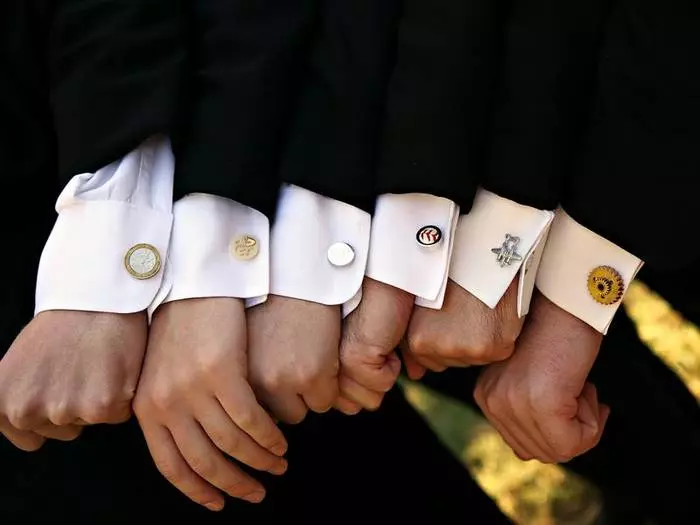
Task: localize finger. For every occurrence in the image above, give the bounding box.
[486,415,535,462]
[260,390,308,426]
[33,423,83,442]
[302,375,339,414]
[197,397,287,476]
[400,347,428,380]
[339,375,384,411]
[342,349,401,393]
[218,382,288,455]
[576,383,604,448]
[140,423,224,511]
[333,395,362,416]
[0,418,45,452]
[172,418,266,504]
[506,413,560,463]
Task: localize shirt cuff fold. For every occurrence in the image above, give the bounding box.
[265,184,371,308]
[35,201,172,314]
[366,193,460,309]
[536,208,643,334]
[449,189,554,316]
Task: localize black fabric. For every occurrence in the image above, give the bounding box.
[1,389,512,524]
[278,0,401,215]
[484,0,611,211]
[564,0,700,270]
[0,0,56,353]
[375,0,507,212]
[422,277,700,525]
[174,0,318,219]
[49,0,189,182]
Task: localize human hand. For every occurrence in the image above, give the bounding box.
[247,295,340,424]
[133,298,288,511]
[334,278,414,415]
[403,278,523,378]
[0,310,147,452]
[474,293,610,463]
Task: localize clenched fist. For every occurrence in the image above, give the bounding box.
[0,310,148,451]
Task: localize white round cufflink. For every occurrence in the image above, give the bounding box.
[327,242,355,267]
[124,243,161,280]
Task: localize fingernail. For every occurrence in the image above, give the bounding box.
[204,501,224,512]
[270,459,288,475]
[271,442,288,457]
[245,491,266,504]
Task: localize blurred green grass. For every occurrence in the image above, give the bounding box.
[402,282,700,525]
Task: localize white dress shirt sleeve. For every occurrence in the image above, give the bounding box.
[448,189,554,317]
[35,136,174,315]
[366,193,460,310]
[536,207,644,334]
[149,193,270,314]
[249,184,371,316]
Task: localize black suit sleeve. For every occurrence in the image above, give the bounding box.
[563,0,700,270]
[484,0,611,211]
[376,0,506,212]
[49,0,188,182]
[174,0,318,219]
[278,0,401,215]
[0,0,57,352]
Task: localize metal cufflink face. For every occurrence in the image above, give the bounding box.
[491,234,523,268]
[124,243,161,280]
[327,242,355,267]
[231,234,259,261]
[587,265,625,305]
[416,225,443,247]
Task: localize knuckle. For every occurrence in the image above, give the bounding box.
[407,330,431,357]
[259,371,287,394]
[223,481,256,498]
[231,406,259,432]
[46,401,74,426]
[6,405,36,431]
[154,457,188,487]
[80,395,126,424]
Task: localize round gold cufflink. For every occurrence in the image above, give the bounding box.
[124,243,161,280]
[231,235,259,261]
[587,265,625,306]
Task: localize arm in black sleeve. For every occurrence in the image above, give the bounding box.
[279,0,401,215]
[563,0,700,269]
[50,0,188,182]
[174,0,318,219]
[376,0,507,212]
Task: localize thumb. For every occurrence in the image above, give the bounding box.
[340,278,414,390]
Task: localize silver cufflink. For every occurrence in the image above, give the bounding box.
[491,234,523,268]
[327,242,355,267]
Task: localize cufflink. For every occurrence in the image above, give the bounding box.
[416,225,443,246]
[491,234,523,267]
[327,242,355,267]
[587,265,625,305]
[124,243,161,280]
[230,234,259,261]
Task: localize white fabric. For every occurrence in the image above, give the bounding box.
[449,189,554,316]
[366,193,460,309]
[256,184,371,308]
[536,208,643,334]
[35,136,174,315]
[151,193,270,312]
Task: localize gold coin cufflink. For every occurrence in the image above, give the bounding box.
[231,234,259,261]
[124,243,161,280]
[587,265,625,306]
[327,242,355,267]
[416,225,443,247]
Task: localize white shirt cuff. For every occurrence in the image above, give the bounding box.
[536,208,643,335]
[260,184,371,311]
[149,194,270,314]
[366,193,460,310]
[449,189,554,317]
[35,137,174,315]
